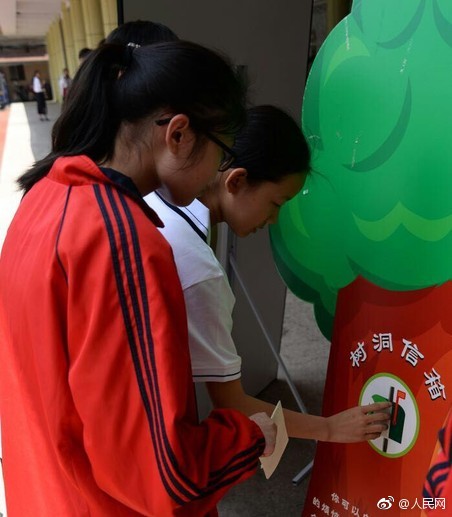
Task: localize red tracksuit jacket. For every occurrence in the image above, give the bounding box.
[424,410,452,515]
[0,156,264,516]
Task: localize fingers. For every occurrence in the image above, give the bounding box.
[363,402,392,428]
[262,421,277,457]
[327,402,394,443]
[363,401,392,414]
[262,441,276,457]
[364,410,391,424]
[249,412,277,457]
[359,403,392,441]
[366,432,384,441]
[365,422,389,434]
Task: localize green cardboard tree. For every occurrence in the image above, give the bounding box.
[271,0,452,339]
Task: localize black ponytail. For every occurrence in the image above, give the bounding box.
[18,40,247,194]
[18,44,129,192]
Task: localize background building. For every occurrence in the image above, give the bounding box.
[0,0,118,104]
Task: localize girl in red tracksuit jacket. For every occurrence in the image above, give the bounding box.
[0,40,275,517]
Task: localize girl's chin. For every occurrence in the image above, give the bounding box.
[173,197,192,207]
[157,188,195,208]
[237,228,253,238]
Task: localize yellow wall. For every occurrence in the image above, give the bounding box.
[101,0,118,38]
[44,0,118,103]
[81,0,104,48]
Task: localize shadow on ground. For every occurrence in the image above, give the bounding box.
[24,100,60,161]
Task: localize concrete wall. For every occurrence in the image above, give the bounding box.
[121,1,312,118]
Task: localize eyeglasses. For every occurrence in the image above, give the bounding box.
[155,117,236,172]
[205,132,236,172]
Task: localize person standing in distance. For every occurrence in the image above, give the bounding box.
[32,70,49,121]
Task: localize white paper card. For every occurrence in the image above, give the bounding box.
[259,401,289,479]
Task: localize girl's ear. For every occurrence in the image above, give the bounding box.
[164,114,193,152]
[224,168,248,194]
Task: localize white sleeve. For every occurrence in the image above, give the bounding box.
[184,275,242,383]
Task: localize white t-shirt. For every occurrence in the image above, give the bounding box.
[144,192,241,382]
[32,76,42,94]
[59,75,71,96]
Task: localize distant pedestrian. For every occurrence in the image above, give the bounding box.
[32,70,49,121]
[0,70,9,108]
[58,68,72,102]
[78,47,92,65]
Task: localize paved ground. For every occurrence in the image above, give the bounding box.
[0,101,330,517]
[0,101,54,248]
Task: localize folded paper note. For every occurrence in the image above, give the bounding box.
[259,401,289,479]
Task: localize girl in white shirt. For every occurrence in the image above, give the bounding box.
[146,105,391,443]
[32,70,49,121]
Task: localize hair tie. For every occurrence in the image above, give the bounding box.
[124,42,141,69]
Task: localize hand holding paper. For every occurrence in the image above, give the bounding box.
[249,411,276,456]
[259,401,289,479]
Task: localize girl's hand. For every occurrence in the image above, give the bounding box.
[324,401,392,443]
[249,412,277,456]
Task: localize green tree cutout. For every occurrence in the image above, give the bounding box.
[271,0,452,338]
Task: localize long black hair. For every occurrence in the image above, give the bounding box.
[231,105,310,183]
[18,40,246,193]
